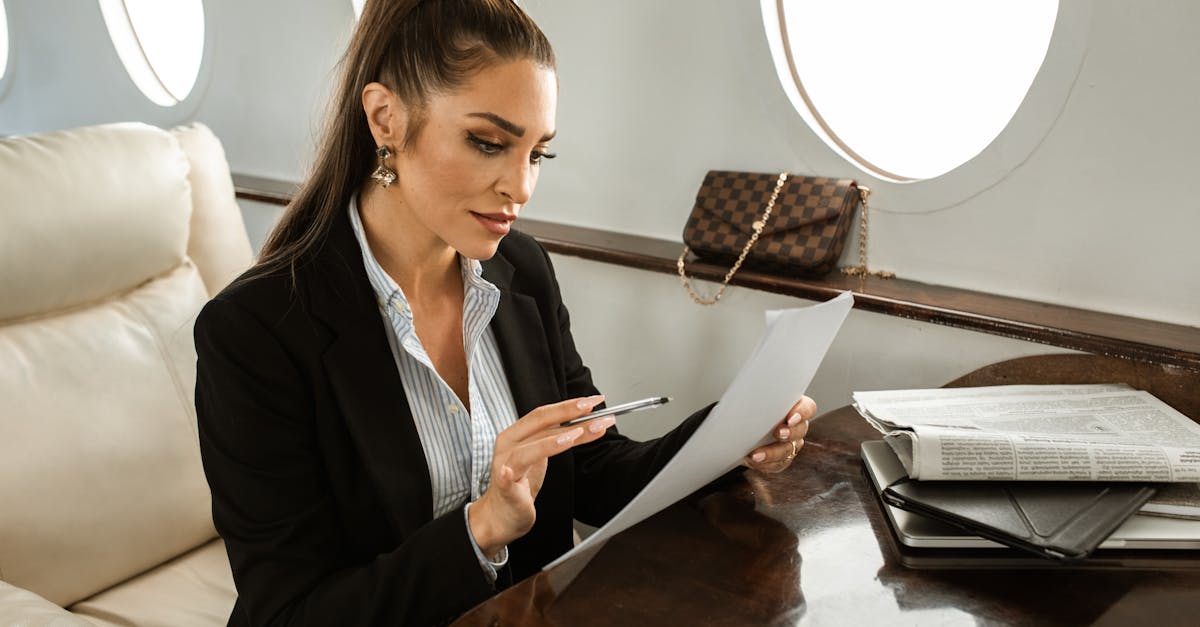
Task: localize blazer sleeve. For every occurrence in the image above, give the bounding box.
[527,243,729,526]
[195,296,494,626]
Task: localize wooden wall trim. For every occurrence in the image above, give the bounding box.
[233,174,1200,372]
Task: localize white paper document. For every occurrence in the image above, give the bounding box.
[545,291,853,570]
[853,384,1200,482]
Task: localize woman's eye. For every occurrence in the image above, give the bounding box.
[530,150,557,165]
[468,133,504,156]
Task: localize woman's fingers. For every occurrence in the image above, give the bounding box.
[745,438,804,471]
[739,397,819,471]
[774,414,811,442]
[505,427,583,477]
[772,396,817,441]
[503,395,605,443]
[503,414,617,479]
[476,399,618,550]
[491,463,514,490]
[785,396,818,426]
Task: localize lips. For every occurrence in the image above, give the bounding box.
[471,211,516,235]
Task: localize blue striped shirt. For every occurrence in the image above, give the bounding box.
[349,200,518,579]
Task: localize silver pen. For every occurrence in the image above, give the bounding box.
[560,396,671,427]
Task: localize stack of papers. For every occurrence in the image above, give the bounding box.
[853,384,1200,484]
[855,384,1200,559]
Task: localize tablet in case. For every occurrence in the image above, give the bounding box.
[869,441,1157,561]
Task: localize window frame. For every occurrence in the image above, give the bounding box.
[760,0,1092,211]
[0,0,13,100]
[97,0,209,109]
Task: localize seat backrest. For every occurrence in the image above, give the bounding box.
[172,123,254,297]
[0,122,251,606]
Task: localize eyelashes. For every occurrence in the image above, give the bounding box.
[467,132,556,164]
[467,133,503,155]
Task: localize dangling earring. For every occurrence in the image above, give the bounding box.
[370,145,397,188]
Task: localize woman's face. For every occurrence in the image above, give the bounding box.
[391,59,557,261]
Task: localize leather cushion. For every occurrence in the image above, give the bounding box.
[0,580,92,626]
[69,539,235,627]
[0,263,216,607]
[171,123,254,297]
[0,123,191,323]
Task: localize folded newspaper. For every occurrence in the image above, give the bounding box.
[853,384,1200,484]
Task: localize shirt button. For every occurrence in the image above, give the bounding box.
[448,405,460,414]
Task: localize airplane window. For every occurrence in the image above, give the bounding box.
[763,0,1058,182]
[0,0,9,82]
[98,0,205,106]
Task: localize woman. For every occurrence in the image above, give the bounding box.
[194,1,816,624]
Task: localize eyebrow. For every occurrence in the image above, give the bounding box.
[467,112,556,142]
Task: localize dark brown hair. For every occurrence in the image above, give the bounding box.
[250,0,555,283]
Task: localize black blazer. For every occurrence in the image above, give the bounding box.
[195,208,712,626]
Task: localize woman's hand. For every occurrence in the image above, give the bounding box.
[743,396,817,473]
[468,395,613,556]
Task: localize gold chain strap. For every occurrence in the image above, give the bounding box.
[840,186,895,279]
[677,173,789,305]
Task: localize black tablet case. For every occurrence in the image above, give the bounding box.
[869,441,1157,561]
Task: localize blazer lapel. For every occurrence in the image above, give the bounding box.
[308,211,433,536]
[306,218,563,539]
[483,253,561,415]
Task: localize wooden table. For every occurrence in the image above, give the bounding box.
[454,356,1200,626]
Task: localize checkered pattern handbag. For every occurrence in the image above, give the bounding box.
[677,171,866,304]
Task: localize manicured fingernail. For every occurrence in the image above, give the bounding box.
[557,427,584,445]
[588,416,616,433]
[576,395,605,410]
[778,428,790,440]
[752,451,766,463]
[787,412,803,427]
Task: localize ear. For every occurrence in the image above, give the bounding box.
[362,82,407,147]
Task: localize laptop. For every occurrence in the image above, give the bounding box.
[861,440,1200,551]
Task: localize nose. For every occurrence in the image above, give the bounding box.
[495,156,535,206]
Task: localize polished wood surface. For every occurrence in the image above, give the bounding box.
[517,219,1200,371]
[454,355,1200,626]
[231,173,298,205]
[232,175,1200,371]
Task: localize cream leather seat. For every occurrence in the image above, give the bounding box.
[0,122,253,625]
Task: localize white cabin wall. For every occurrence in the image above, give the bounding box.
[521,0,1198,436]
[517,0,1199,328]
[1,1,1193,439]
[548,255,1056,442]
[0,0,353,178]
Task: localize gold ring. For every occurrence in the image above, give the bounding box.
[787,440,798,460]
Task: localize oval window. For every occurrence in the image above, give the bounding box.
[765,0,1058,182]
[98,0,205,106]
